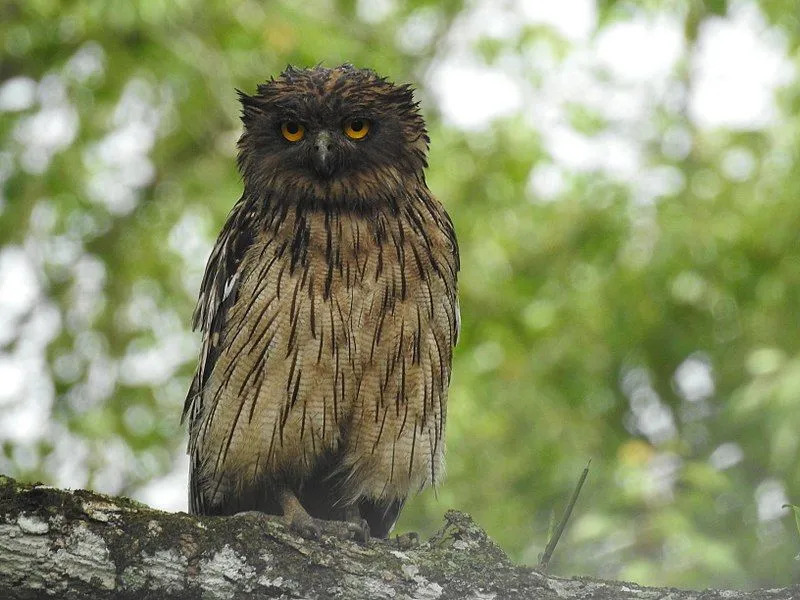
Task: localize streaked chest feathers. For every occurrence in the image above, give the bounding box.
[192,197,458,505]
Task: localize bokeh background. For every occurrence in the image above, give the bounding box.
[2,0,800,589]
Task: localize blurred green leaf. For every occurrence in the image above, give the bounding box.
[784,504,800,538]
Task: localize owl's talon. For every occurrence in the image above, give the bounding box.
[394,531,420,549]
[346,517,371,543]
[343,507,371,542]
[288,515,322,540]
[309,517,370,543]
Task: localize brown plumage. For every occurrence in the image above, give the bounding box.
[183,65,459,539]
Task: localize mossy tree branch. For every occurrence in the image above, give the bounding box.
[0,475,797,599]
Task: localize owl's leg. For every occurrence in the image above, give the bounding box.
[278,488,322,539]
[279,489,371,542]
[343,504,371,542]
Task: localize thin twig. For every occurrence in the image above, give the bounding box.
[538,459,591,571]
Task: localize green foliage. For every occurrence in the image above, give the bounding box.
[2,0,800,589]
[785,505,800,538]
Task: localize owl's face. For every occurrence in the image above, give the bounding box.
[237,65,430,208]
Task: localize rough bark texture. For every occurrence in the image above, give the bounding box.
[0,475,796,600]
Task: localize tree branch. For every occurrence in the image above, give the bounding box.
[0,475,796,599]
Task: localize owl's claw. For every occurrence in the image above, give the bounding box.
[344,507,371,543]
[288,512,322,540]
[289,515,370,543]
[231,509,318,537]
[344,517,371,543]
[321,517,370,542]
[394,531,420,549]
[278,489,370,542]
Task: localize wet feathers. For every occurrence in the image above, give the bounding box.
[183,65,459,538]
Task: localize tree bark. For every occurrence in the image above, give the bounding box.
[0,475,796,599]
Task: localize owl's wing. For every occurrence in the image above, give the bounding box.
[182,196,260,427]
[444,209,461,345]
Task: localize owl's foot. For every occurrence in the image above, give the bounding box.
[311,517,370,543]
[286,513,370,543]
[394,531,420,549]
[343,506,372,543]
[279,489,370,543]
[287,511,323,540]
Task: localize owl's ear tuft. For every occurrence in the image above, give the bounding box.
[392,84,418,110]
[281,64,303,83]
[237,89,263,124]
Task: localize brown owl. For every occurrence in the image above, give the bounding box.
[183,65,459,541]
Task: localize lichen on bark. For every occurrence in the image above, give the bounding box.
[1,475,799,600]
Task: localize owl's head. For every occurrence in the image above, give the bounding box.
[236,65,429,208]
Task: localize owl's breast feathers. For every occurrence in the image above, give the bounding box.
[185,190,459,515]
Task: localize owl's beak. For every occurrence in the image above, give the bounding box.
[312,130,336,178]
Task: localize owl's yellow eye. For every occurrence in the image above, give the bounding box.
[281,121,305,142]
[343,118,370,140]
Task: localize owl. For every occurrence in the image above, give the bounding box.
[183,65,459,541]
